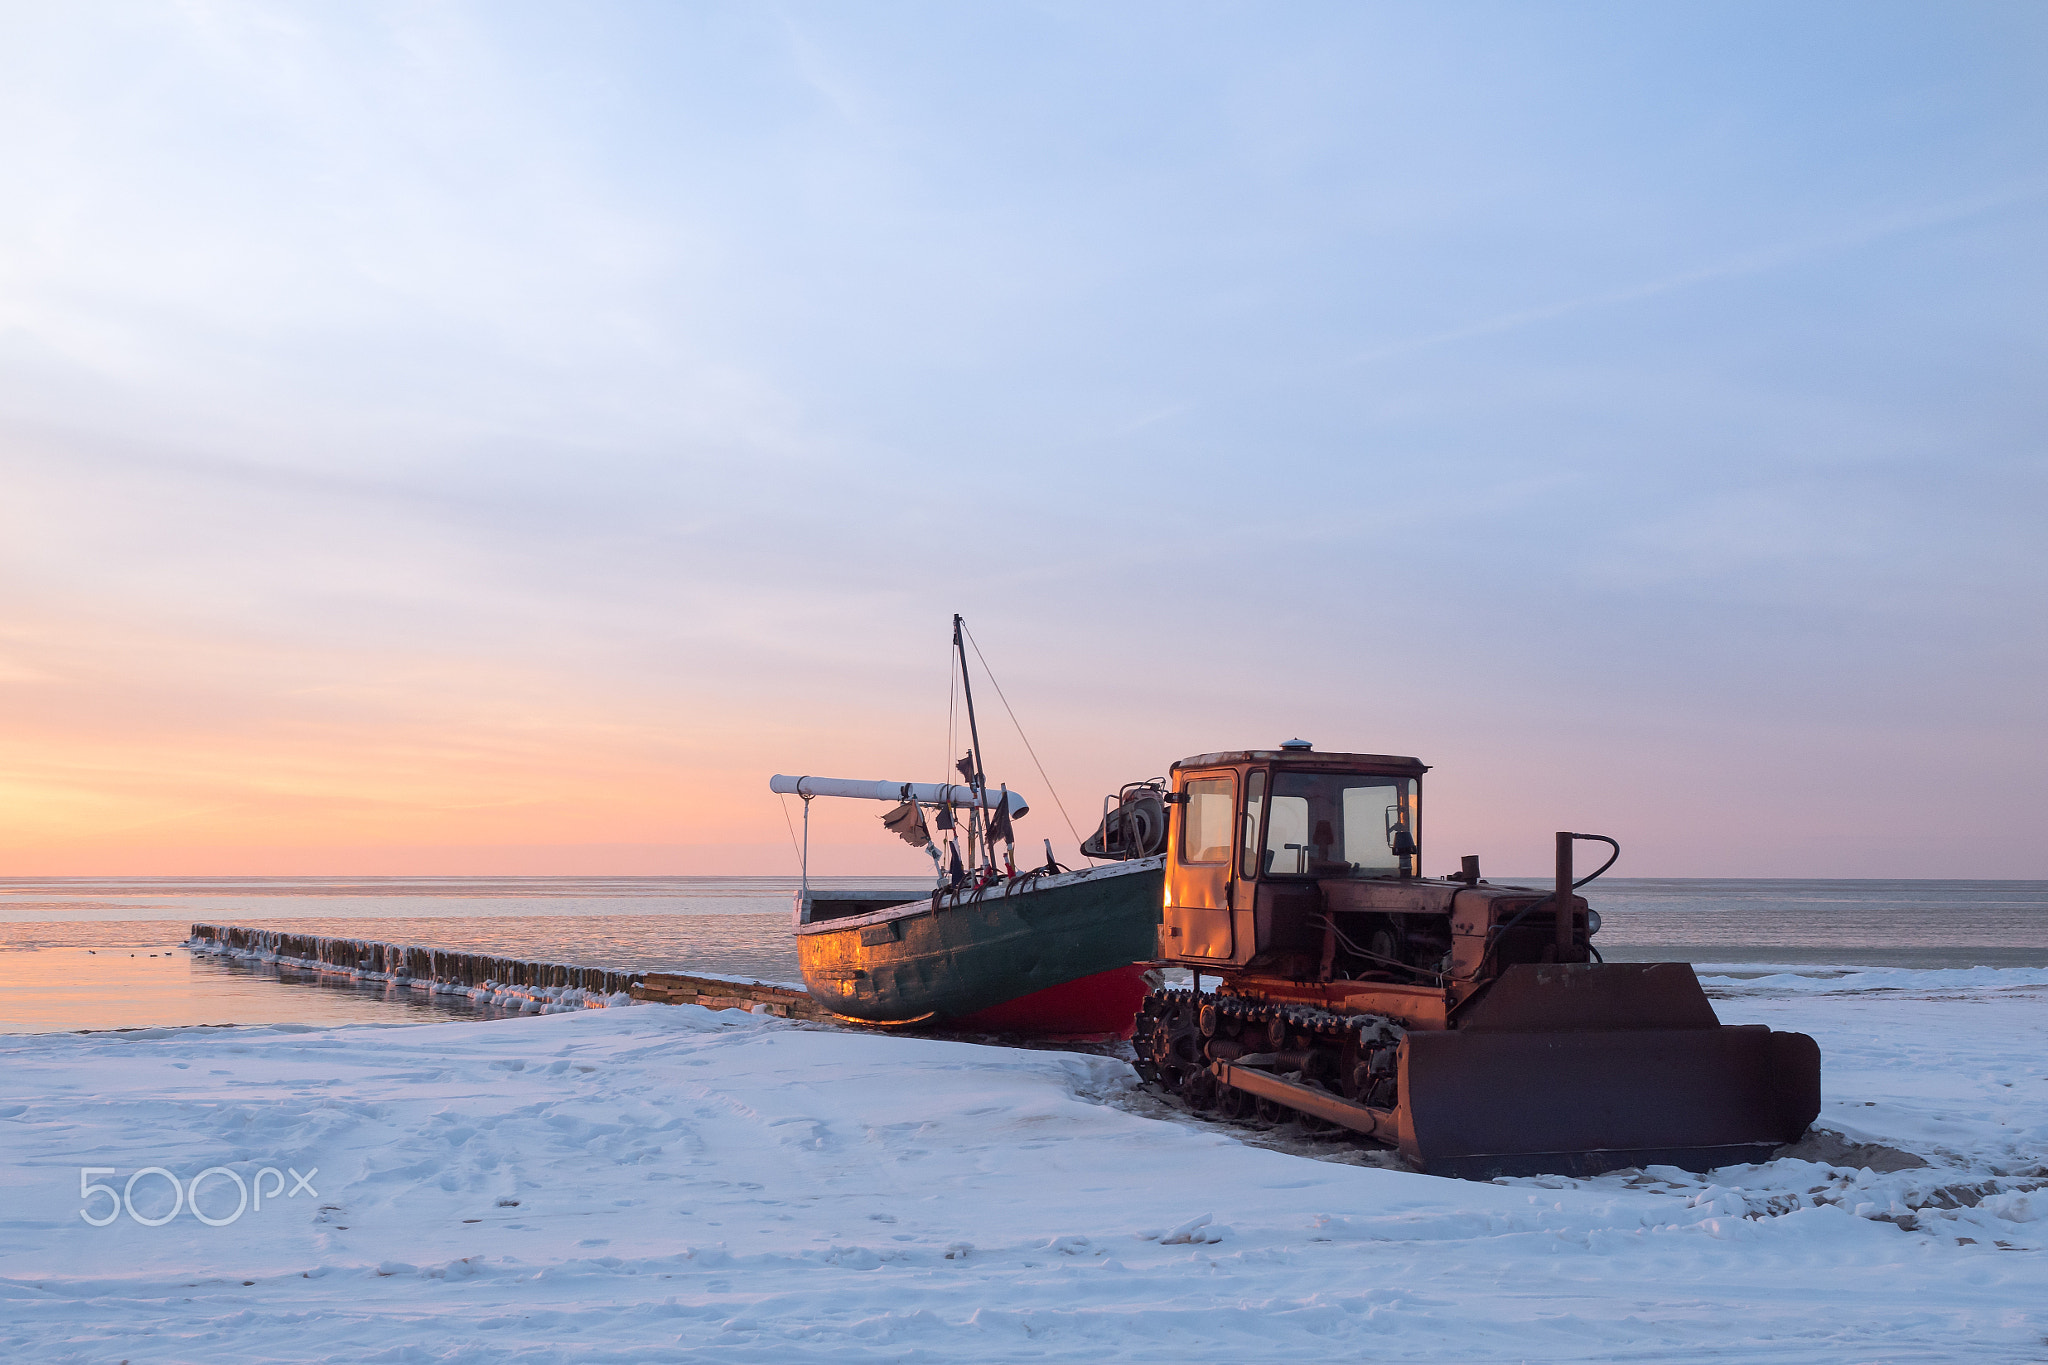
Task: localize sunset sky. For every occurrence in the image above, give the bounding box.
[2,2,2043,879]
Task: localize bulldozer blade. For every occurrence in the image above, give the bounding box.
[1398,1024,1822,1179]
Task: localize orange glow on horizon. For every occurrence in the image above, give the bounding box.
[0,612,956,876]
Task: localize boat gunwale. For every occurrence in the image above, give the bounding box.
[795,855,1165,937]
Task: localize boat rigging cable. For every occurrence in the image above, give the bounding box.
[776,793,804,869]
[959,620,1095,864]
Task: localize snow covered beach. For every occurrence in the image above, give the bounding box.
[3,970,2044,1362]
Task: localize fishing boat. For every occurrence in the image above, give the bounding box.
[770,616,1162,1038]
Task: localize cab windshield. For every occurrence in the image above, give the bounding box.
[1254,771,1417,877]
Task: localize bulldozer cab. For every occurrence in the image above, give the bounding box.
[1161,745,1429,968]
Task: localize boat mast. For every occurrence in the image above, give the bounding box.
[953,613,990,872]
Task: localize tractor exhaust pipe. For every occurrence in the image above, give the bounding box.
[1549,831,1620,963]
[1555,831,1574,958]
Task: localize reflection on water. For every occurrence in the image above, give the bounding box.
[3,916,804,980]
[0,946,528,1034]
[1,876,2042,1033]
[0,877,912,1034]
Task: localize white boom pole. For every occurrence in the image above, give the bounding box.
[767,775,1029,817]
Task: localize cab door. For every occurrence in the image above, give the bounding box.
[1233,767,1266,963]
[1163,769,1236,961]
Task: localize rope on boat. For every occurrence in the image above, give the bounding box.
[960,620,1094,863]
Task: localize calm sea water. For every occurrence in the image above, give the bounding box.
[3,875,2042,1033]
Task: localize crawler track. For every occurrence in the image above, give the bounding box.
[1132,986,1405,1132]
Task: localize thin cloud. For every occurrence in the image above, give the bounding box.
[1337,182,2048,371]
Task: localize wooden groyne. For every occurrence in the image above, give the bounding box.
[190,922,640,995]
[187,922,828,1020]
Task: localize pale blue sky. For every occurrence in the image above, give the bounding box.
[1,2,2043,875]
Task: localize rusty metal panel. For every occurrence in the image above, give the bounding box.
[1455,963,1722,1033]
[1314,980,1450,1031]
[1319,880,1459,915]
[1172,750,1428,775]
[1400,1025,1822,1177]
[1253,885,1323,954]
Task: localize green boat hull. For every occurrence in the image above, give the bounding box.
[798,858,1164,1033]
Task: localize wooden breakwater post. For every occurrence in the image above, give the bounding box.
[186,923,828,1020]
[633,973,826,1020]
[187,922,640,996]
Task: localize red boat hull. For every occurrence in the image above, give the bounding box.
[949,963,1151,1040]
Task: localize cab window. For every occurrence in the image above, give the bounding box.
[1179,775,1236,865]
[1261,772,1417,876]
[1239,770,1266,877]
